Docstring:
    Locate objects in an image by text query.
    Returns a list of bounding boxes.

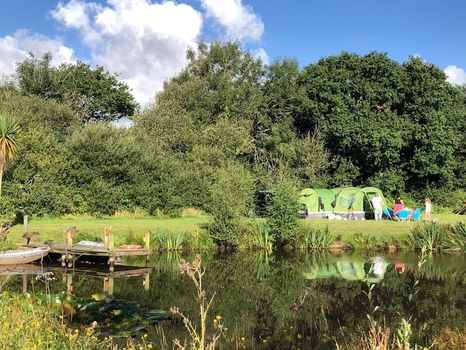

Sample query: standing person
[371,194,383,221]
[424,197,432,221]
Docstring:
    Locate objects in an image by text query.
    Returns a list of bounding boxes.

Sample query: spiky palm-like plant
[0,114,20,197]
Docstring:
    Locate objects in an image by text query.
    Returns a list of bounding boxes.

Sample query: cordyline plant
[0,114,20,198]
[170,255,226,350]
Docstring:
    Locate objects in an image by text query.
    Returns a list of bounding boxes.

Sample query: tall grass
[448,222,466,251]
[409,222,466,251]
[303,225,337,250]
[251,223,274,250]
[154,230,186,251]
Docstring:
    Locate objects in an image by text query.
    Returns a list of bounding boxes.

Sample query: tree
[0,114,20,197]
[16,53,138,123]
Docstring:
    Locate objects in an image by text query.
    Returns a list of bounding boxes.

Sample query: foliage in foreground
[0,291,108,350]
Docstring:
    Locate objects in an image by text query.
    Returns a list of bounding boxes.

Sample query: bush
[207,163,254,247]
[266,176,301,249]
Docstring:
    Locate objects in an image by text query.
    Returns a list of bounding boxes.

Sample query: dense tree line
[0,43,464,218]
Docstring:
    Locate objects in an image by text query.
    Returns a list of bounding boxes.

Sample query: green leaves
[0,114,20,161]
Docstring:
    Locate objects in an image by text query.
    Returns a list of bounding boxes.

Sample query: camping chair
[383,208,394,220]
[409,208,422,221]
[395,209,411,221]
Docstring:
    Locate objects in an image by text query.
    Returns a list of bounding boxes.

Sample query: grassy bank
[2,213,464,251]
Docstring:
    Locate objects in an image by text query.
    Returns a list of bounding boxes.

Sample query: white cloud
[0,30,75,79]
[200,0,264,42]
[444,65,466,86]
[252,47,269,64]
[52,0,203,105]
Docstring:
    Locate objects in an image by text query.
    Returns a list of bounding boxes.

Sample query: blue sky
[1,0,465,104]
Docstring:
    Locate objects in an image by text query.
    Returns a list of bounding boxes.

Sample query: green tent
[361,187,387,211]
[333,187,367,219]
[334,187,386,219]
[298,188,335,217]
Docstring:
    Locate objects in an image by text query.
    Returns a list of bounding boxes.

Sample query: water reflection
[1,251,465,348]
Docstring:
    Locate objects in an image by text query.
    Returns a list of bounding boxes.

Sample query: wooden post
[144,272,150,291]
[108,234,115,272]
[67,229,73,248]
[144,232,150,266]
[23,215,29,234]
[144,232,150,249]
[104,226,111,248]
[108,277,114,296]
[22,275,27,295]
[66,274,74,294]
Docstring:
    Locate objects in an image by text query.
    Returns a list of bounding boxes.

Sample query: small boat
[0,247,49,265]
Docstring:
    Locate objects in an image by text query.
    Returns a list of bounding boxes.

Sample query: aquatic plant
[251,222,273,251]
[409,222,449,251]
[154,230,186,251]
[448,222,466,251]
[347,232,379,250]
[303,225,337,250]
[171,255,226,350]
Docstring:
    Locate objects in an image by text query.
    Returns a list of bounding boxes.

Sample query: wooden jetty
[0,263,151,296]
[19,222,151,272]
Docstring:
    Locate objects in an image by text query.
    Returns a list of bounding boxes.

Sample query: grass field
[2,212,464,249]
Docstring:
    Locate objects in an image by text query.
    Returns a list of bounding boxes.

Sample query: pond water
[1,251,465,349]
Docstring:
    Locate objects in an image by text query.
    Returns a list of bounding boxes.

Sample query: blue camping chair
[396,208,422,221]
[410,208,422,221]
[383,208,394,220]
[395,209,411,220]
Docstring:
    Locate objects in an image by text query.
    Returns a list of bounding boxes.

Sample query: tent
[361,187,387,218]
[298,188,336,218]
[334,187,386,220]
[333,187,368,220]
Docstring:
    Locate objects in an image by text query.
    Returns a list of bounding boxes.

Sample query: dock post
[108,234,115,272]
[104,226,111,247]
[144,272,150,291]
[22,275,27,294]
[23,215,29,236]
[144,232,150,266]
[65,227,74,268]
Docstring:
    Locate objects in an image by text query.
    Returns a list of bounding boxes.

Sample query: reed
[154,230,186,251]
[409,222,449,251]
[303,225,337,250]
[251,223,274,251]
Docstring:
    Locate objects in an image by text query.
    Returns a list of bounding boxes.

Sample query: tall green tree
[0,114,20,197]
[15,53,138,123]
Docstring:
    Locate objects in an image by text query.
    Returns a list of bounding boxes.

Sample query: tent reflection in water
[299,188,336,218]
[303,256,388,283]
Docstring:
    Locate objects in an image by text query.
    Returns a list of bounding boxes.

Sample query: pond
[1,251,465,349]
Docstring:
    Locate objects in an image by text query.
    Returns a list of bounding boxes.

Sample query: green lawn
[6,214,211,246]
[3,212,464,249]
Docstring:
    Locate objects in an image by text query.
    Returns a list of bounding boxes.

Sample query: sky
[1,0,465,106]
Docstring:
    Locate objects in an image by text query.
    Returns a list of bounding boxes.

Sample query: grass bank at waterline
[2,213,465,251]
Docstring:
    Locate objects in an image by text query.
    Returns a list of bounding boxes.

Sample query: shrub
[266,176,301,249]
[207,163,254,247]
